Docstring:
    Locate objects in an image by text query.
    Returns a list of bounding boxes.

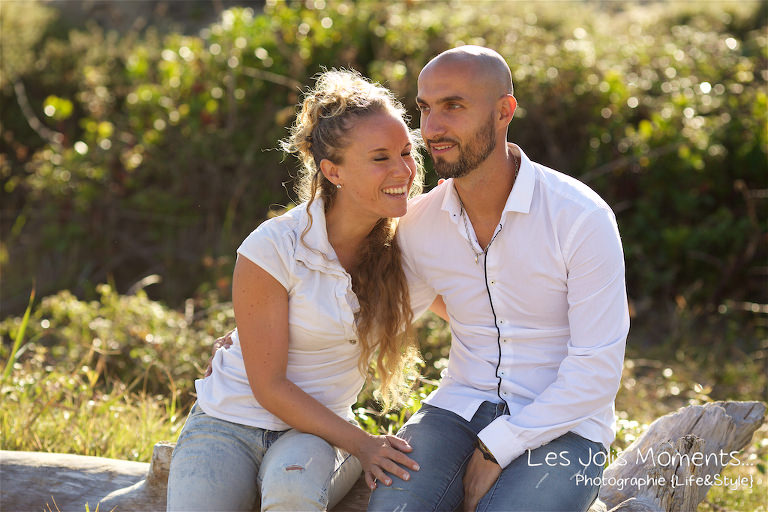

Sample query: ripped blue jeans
[167,403,362,511]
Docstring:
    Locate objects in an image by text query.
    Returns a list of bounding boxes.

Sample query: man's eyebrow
[416,95,466,105]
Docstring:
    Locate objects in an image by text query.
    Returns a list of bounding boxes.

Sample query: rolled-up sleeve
[237,222,293,290]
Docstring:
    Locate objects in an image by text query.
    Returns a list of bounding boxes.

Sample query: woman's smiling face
[323,110,417,223]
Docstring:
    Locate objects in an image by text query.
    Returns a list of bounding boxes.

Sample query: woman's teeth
[382,186,408,195]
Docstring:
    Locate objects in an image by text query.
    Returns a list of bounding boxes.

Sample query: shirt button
[497,319,504,324]
[499,370,505,376]
[349,339,357,344]
[490,280,496,285]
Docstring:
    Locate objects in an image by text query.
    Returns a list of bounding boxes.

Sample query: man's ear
[319,158,341,186]
[498,94,517,124]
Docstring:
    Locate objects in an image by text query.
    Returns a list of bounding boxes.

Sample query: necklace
[457,152,520,264]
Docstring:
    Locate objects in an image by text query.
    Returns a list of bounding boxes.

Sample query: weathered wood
[604,497,661,512]
[0,401,763,512]
[331,476,373,512]
[0,450,149,511]
[600,401,767,512]
[99,441,174,511]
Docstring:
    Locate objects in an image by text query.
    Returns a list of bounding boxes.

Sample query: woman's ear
[319,158,341,187]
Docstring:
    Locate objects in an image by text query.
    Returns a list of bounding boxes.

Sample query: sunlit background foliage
[1,1,766,509]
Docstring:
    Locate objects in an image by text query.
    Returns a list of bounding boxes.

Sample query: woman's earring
[336,184,342,189]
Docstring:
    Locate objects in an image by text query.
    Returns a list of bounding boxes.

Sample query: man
[367,46,629,511]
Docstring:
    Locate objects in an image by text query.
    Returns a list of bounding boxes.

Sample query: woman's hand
[233,257,419,491]
[354,433,420,490]
[204,329,234,377]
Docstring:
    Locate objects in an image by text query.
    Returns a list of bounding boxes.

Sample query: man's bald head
[420,45,513,97]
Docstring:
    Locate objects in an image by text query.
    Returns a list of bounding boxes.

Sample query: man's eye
[374,156,388,161]
[418,105,430,113]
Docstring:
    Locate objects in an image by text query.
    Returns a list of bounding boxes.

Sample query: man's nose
[420,112,445,141]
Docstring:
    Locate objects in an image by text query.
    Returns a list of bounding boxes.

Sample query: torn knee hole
[284,464,304,471]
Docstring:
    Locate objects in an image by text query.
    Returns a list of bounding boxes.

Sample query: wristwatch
[476,438,498,464]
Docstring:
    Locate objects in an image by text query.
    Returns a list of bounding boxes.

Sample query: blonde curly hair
[280,69,423,410]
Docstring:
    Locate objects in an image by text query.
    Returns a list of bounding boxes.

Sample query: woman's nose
[395,157,413,178]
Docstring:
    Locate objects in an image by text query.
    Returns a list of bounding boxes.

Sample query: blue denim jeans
[368,402,605,512]
[166,403,362,511]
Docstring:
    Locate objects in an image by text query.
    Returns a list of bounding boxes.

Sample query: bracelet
[476,439,498,464]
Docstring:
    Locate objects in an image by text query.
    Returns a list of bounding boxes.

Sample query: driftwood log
[1,401,764,512]
[0,450,150,511]
[598,400,766,512]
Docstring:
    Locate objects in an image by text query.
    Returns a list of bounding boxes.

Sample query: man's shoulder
[401,182,450,228]
[534,162,611,214]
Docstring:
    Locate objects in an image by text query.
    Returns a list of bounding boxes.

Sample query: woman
[166,69,425,511]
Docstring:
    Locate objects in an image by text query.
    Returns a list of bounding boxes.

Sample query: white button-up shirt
[398,145,629,468]
[196,197,365,431]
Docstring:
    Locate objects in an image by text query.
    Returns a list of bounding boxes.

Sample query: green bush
[1,6,765,507]
[1,1,766,329]
[1,286,764,509]
[0,284,230,396]
[0,284,208,458]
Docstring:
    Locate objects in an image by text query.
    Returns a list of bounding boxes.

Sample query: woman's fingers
[383,437,420,472]
[385,435,413,453]
[376,455,411,482]
[211,329,235,355]
[365,471,377,490]
[205,329,235,377]
[358,434,420,487]
[369,465,393,487]
[374,438,419,481]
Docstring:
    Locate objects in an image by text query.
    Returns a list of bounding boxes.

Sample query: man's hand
[461,448,502,512]
[204,329,235,377]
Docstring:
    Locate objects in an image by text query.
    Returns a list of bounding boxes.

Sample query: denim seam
[432,448,475,512]
[328,452,353,481]
[320,452,354,504]
[477,475,501,512]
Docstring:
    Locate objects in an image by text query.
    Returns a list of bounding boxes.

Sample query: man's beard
[431,114,496,179]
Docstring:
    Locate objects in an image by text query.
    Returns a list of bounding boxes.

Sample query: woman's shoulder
[252,203,306,238]
[238,203,307,259]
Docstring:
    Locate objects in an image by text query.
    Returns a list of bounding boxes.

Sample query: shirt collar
[440,180,463,225]
[439,143,535,221]
[505,144,535,215]
[294,196,340,271]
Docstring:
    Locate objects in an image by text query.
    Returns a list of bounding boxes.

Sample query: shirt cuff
[478,417,526,469]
